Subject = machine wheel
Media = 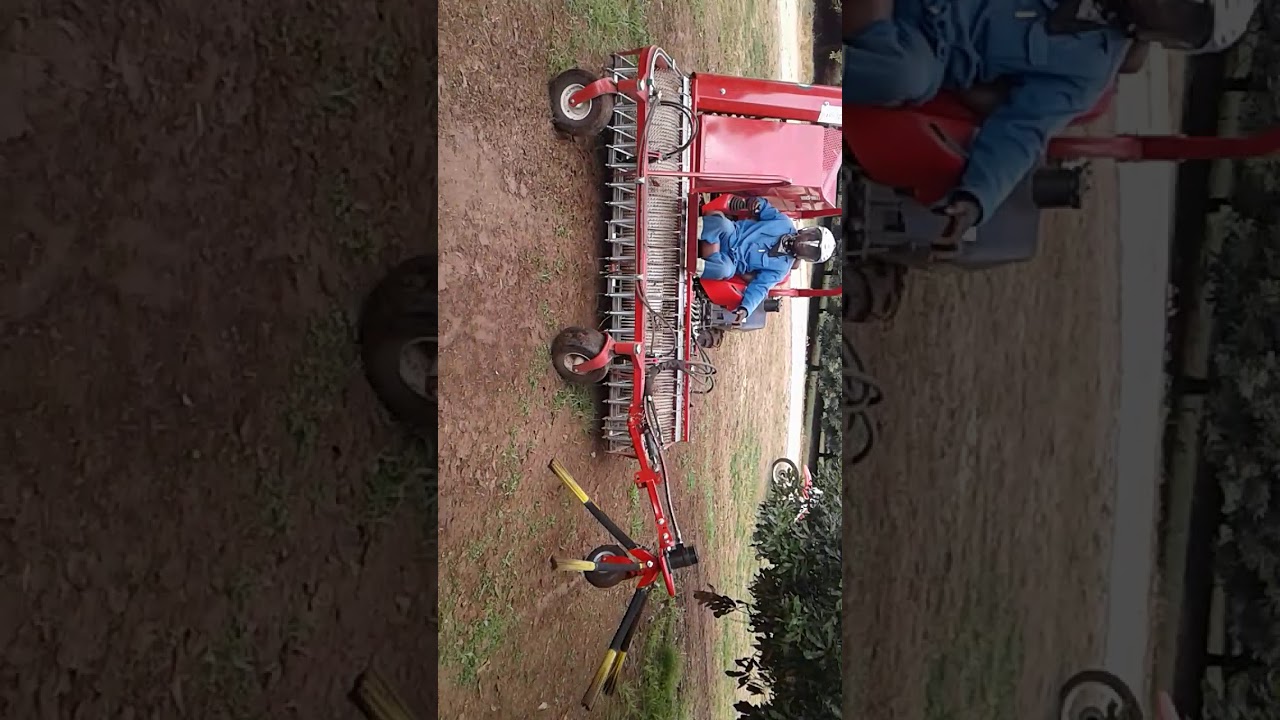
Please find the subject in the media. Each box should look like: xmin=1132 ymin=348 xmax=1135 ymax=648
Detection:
xmin=770 ymin=458 xmax=800 ymax=488
xmin=584 ymin=544 xmax=631 ymax=589
xmin=549 ymin=69 xmax=615 ymax=137
xmin=551 ymin=327 xmax=610 ymax=384
xmin=1058 ymin=669 xmax=1143 ymax=720
xmin=1032 ymin=166 xmax=1084 ymax=209
xmin=359 ymin=255 xmax=437 ymax=428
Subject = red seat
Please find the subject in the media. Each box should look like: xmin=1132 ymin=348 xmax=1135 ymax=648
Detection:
xmin=915 ymin=82 xmax=1118 ymax=127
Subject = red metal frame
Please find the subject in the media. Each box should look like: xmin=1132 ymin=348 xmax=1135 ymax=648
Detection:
xmin=553 ymin=46 xmax=846 ymax=712
xmin=583 ymin=47 xmax=844 ymax=593
xmin=595 ymin=547 xmax=662 ymax=589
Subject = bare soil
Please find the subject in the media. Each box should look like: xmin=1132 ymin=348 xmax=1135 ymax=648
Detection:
xmin=1 ymin=2 xmax=437 ymax=717
xmin=844 ymin=137 xmax=1124 ymax=715
xmin=437 ymin=1 xmax=791 ymax=719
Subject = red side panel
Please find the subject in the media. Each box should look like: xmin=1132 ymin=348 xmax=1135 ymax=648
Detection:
xmin=844 ymin=105 xmax=972 ymax=205
xmin=692 ymin=73 xmax=840 ymax=124
xmin=911 ymin=82 xmax=1118 ymax=127
xmin=697 ymin=115 xmax=841 ymax=214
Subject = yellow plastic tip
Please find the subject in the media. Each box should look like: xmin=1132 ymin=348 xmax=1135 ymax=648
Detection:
xmin=583 ymin=650 xmax=618 ymax=709
xmin=603 ymin=652 xmax=627 ymax=695
xmin=552 ymin=558 xmax=597 ymax=572
xmin=549 ymin=459 xmax=590 ymax=504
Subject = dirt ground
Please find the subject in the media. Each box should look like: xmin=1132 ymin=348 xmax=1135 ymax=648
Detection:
xmin=1 ymin=2 xmax=438 ymax=718
xmin=437 ymin=1 xmax=799 ymax=719
xmin=844 ymin=148 xmax=1124 ymax=714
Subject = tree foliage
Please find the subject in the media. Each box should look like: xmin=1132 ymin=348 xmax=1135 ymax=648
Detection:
xmin=695 ymin=461 xmax=841 ymax=720
xmin=1198 ymin=13 xmax=1280 ymax=717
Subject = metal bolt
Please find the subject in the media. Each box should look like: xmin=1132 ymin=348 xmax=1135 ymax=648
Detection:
xmin=719 ymin=88 xmax=726 ymax=95
xmin=658 ymin=518 xmax=665 ymax=525
xmin=647 ymin=561 xmax=654 ymax=568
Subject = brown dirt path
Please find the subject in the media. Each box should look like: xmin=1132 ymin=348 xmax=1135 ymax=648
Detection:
xmin=844 ymin=142 xmax=1123 ymax=716
xmin=1 ymin=1 xmax=437 ymax=718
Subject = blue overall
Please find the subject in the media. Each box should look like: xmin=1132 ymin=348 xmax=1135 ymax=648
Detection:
xmin=844 ymin=0 xmax=1131 ymax=222
xmin=699 ymin=198 xmax=796 ymax=316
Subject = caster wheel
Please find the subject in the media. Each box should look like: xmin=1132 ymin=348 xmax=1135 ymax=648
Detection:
xmin=1058 ymin=670 xmax=1143 ymax=720
xmin=584 ymin=544 xmax=631 ymax=589
xmin=359 ymin=255 xmax=437 ymax=428
xmin=770 ymin=458 xmax=800 ymax=488
xmin=549 ymin=69 xmax=615 ymax=137
xmin=550 ymin=327 xmax=610 ymax=384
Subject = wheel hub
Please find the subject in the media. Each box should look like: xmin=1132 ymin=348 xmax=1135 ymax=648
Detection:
xmin=1061 ymin=683 xmax=1128 ymax=720
xmin=559 ymin=84 xmax=591 ymax=121
xmin=562 ymin=351 xmax=591 ymax=374
xmin=399 ymin=336 xmax=437 ymax=401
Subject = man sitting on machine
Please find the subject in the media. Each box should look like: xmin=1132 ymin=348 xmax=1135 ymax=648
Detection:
xmin=694 ymin=195 xmax=836 ymax=325
xmin=843 ymin=0 xmax=1258 ymax=254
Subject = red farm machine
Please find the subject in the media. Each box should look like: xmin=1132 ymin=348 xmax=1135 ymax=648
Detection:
xmin=537 ymin=47 xmax=841 ymax=709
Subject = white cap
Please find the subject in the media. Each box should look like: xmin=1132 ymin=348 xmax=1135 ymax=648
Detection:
xmin=815 ymin=226 xmax=836 ymax=264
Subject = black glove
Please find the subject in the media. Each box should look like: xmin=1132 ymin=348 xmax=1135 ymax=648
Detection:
xmin=733 ymin=308 xmax=749 ymax=325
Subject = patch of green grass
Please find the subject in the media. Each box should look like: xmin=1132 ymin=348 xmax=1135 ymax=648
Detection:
xmin=499 ymin=429 xmax=526 ymax=496
xmin=259 ymin=470 xmax=292 ymax=539
xmin=609 ymin=597 xmax=685 ymax=720
xmin=533 ymin=252 xmax=568 ymax=283
xmin=283 ymin=308 xmax=356 ymax=451
xmin=312 ymin=34 xmax=406 ymax=114
xmin=923 ymin=582 xmax=1023 ymax=720
xmin=552 ymin=383 xmax=595 ymax=430
xmin=359 ymin=436 xmax=435 ymax=537
xmin=701 ymin=480 xmax=717 ymax=547
xmin=628 ymin=482 xmax=644 ymax=539
xmin=440 ymin=578 xmax=517 ymax=687
xmin=516 ymin=355 xmax=547 ymax=418
xmin=325 ymin=169 xmax=381 ymax=260
xmin=538 ymin=299 xmax=559 ymax=333
xmin=547 ymin=0 xmax=649 ymax=75
xmin=200 ymin=570 xmax=260 ymax=718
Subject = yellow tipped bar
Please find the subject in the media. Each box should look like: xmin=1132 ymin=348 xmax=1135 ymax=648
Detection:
xmin=350 ymin=669 xmax=418 ymax=720
xmin=583 ymin=649 xmax=618 ymax=709
xmin=552 ymin=558 xmax=599 ymax=572
xmin=550 ymin=459 xmax=590 ymax=504
xmin=602 ymin=652 xmax=627 ymax=696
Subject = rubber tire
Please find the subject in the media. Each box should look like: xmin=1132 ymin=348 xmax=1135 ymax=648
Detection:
xmin=550 ymin=326 xmax=610 ymax=385
xmin=770 ymin=458 xmax=800 ymax=487
xmin=549 ymin=69 xmax=615 ymax=137
xmin=584 ymin=544 xmax=630 ymax=589
xmin=359 ymin=255 xmax=437 ymax=428
xmin=1057 ymin=669 xmax=1143 ymax=720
